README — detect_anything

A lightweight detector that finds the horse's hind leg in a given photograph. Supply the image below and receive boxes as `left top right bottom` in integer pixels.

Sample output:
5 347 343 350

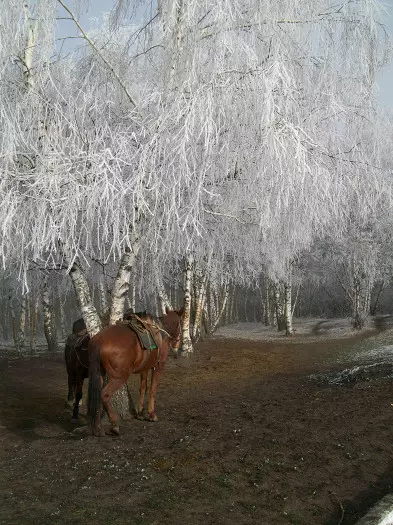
101 377 127 435
71 377 84 422
66 375 76 408
146 368 162 422
136 371 148 420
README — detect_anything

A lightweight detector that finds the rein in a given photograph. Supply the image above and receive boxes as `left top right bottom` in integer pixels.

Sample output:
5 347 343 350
134 315 172 339
74 347 88 369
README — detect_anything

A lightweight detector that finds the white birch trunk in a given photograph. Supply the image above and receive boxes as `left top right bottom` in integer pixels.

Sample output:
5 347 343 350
263 283 271 326
156 270 173 315
99 276 109 316
23 3 38 90
109 239 141 419
42 282 58 353
191 269 208 342
181 252 194 355
273 282 284 331
209 283 229 334
67 256 102 337
58 292 66 340
228 284 235 324
167 0 185 92
30 296 39 354
284 276 293 337
18 294 28 349
109 242 140 325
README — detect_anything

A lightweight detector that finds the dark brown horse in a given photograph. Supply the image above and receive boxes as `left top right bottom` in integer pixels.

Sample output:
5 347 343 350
87 308 184 437
64 330 89 422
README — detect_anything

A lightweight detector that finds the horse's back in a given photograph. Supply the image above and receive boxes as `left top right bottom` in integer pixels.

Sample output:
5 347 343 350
90 323 159 376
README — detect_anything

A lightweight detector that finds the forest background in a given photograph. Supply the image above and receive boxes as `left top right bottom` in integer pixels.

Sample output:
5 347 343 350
1 0 393 361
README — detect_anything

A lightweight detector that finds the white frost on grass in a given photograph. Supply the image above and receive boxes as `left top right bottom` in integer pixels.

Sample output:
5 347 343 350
213 317 363 342
213 317 393 386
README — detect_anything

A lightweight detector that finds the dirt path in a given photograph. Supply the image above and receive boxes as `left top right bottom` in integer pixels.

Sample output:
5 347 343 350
0 330 393 525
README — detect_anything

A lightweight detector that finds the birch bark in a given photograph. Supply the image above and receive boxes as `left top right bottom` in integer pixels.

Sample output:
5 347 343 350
156 270 173 316
283 268 294 336
109 241 141 325
18 294 28 349
208 283 229 334
67 256 102 337
191 268 208 342
30 296 39 354
42 281 58 353
181 252 194 354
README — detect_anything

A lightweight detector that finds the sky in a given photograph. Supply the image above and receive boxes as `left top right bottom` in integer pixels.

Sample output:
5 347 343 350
56 1 393 108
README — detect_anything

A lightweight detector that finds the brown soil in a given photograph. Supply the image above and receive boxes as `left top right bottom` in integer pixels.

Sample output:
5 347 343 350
0 331 393 525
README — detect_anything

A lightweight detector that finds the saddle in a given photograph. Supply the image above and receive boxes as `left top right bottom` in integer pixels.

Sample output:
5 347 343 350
116 314 160 351
70 312 160 353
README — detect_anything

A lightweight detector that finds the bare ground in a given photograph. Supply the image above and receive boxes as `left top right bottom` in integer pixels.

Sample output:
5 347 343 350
0 323 393 525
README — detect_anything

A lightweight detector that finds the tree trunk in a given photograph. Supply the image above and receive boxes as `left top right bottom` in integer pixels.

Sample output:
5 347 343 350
181 252 194 354
191 266 208 342
283 263 294 336
263 282 271 326
23 3 38 90
42 281 59 352
10 298 19 353
156 270 172 315
99 275 109 316
18 294 28 349
30 296 39 354
108 241 140 419
58 291 67 340
208 282 229 334
370 281 384 316
352 274 365 329
129 277 136 313
67 256 102 336
273 282 285 331
228 284 235 324
109 242 140 325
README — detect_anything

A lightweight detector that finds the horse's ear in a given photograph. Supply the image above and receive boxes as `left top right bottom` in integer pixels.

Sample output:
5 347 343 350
165 306 170 314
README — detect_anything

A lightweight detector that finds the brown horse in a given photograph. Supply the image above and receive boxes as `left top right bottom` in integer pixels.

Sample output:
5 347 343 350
64 310 146 422
87 308 184 437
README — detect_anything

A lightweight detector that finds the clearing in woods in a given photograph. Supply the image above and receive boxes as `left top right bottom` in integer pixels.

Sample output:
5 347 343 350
0 320 392 525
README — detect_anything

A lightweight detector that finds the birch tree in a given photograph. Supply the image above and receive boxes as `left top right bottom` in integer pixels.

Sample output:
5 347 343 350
0 0 391 347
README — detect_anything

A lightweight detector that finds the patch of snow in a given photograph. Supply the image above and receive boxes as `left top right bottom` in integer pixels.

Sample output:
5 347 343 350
213 317 365 342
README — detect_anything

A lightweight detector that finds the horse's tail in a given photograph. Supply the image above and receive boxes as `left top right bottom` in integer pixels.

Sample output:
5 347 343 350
87 341 102 430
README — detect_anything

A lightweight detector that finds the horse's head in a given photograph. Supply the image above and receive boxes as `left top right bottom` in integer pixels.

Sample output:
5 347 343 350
161 307 184 354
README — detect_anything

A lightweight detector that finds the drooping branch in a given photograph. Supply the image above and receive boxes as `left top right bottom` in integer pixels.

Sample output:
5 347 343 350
56 0 138 108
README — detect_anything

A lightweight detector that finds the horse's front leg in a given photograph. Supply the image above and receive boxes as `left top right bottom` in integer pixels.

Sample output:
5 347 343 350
71 377 84 422
136 370 148 420
146 363 165 422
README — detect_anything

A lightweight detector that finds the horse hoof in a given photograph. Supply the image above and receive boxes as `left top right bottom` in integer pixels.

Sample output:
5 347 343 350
145 412 158 422
110 425 120 436
70 417 78 424
135 412 144 421
92 427 106 437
